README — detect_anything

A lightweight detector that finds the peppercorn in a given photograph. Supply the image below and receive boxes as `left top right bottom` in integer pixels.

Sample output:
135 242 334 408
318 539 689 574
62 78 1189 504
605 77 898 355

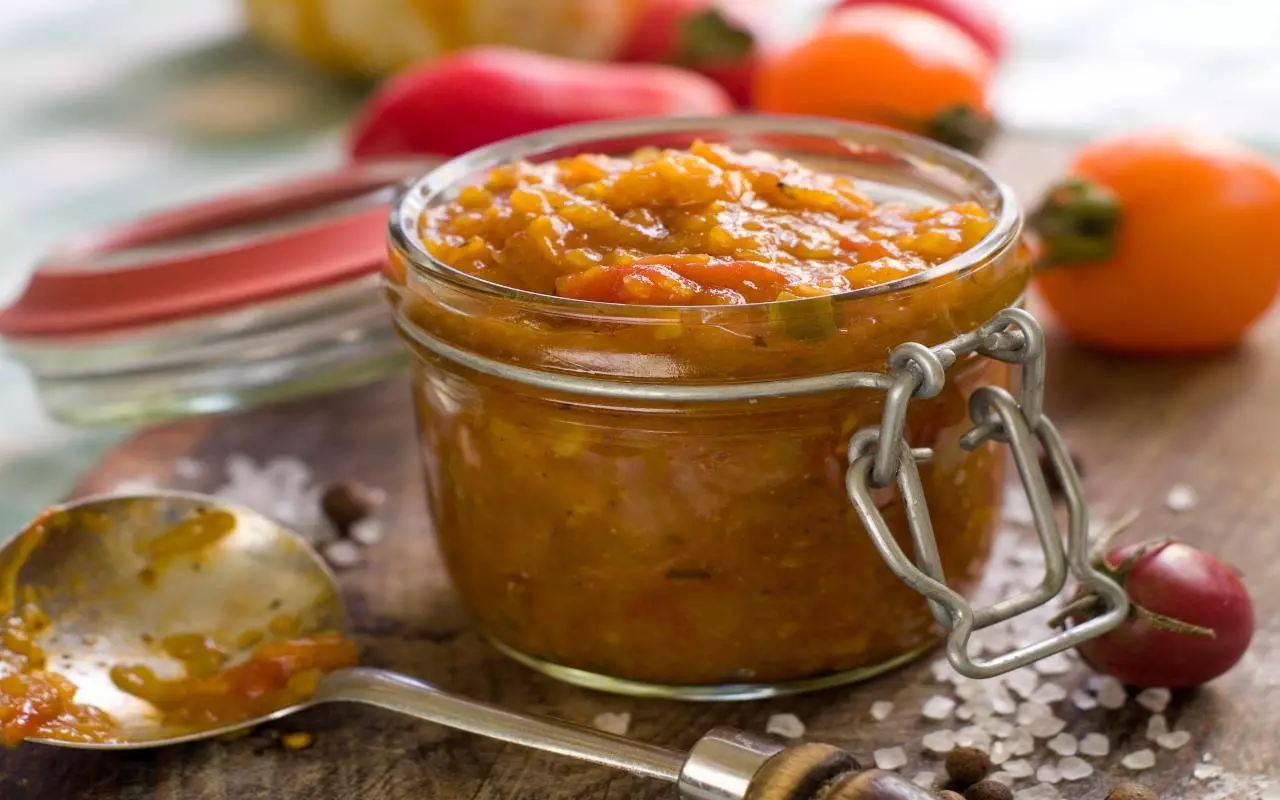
320 481 379 533
964 779 1013 800
945 746 992 787
1106 782 1158 800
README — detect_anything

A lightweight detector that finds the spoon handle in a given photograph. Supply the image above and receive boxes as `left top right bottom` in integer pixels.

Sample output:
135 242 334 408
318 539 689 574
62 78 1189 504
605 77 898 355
315 667 686 782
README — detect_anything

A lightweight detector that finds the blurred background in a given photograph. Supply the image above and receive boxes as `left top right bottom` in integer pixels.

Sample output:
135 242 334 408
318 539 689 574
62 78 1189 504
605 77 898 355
1 0 1278 531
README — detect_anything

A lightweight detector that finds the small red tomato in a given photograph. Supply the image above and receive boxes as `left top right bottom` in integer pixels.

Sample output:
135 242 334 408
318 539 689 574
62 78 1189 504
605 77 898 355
618 0 769 106
1076 541 1254 688
832 0 1006 61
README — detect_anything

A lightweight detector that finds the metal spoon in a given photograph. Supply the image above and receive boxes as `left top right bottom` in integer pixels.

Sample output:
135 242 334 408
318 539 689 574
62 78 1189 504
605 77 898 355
0 492 932 800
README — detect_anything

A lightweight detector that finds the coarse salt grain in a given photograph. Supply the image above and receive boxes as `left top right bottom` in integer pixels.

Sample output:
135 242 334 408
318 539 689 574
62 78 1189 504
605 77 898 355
1032 653 1073 676
1156 730 1192 751
956 725 992 750
1165 483 1198 512
321 539 363 569
975 628 1013 656
1047 733 1078 757
766 713 805 739
1070 690 1098 711
1057 757 1093 781
989 771 1014 786
1145 714 1168 741
1121 749 1157 771
1016 702 1050 725
992 690 1018 715
922 695 956 721
911 772 936 788
982 717 1014 739
1136 687 1172 713
1029 683 1067 705
1079 733 1109 757
1028 714 1067 739
348 517 384 545
1005 669 1039 699
873 746 908 771
990 741 1011 765
592 712 630 736
1016 785 1061 800
870 700 894 721
1008 729 1035 756
922 729 957 754
1194 763 1224 780
930 659 954 682
955 704 975 721
1035 764 1061 784
1094 676 1127 709
1004 759 1034 779
216 455 326 537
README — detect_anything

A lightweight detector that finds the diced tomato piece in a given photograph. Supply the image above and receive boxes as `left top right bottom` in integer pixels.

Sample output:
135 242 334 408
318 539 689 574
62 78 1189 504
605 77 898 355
557 256 790 304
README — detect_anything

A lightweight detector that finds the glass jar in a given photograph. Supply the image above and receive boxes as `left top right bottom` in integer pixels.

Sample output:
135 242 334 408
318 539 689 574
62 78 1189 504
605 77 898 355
386 117 1029 699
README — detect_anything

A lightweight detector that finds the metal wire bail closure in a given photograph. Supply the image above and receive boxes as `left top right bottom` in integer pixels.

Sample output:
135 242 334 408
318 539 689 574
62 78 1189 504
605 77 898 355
846 308 1130 679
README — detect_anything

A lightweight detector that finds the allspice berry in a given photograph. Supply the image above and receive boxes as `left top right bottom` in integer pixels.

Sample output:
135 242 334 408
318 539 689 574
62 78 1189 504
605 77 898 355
1106 782 1158 800
964 780 1013 800
321 481 378 532
945 746 993 787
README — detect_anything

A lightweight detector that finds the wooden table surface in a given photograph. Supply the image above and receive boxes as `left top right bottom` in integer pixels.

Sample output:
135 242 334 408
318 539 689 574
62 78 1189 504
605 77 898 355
2 139 1278 799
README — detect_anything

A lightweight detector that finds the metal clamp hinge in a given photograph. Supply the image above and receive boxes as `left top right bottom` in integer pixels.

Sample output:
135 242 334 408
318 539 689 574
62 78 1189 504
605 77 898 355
846 308 1130 679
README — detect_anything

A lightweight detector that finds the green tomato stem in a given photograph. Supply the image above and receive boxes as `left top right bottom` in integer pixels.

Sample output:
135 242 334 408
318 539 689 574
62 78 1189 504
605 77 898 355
1029 178 1122 267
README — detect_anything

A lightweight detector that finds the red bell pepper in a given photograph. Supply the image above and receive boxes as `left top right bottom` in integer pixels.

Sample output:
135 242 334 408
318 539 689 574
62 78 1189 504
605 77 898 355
348 46 734 160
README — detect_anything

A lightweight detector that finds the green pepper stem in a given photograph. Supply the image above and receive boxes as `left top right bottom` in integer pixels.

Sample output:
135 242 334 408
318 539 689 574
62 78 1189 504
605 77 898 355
1131 604 1216 637
922 105 998 156
677 8 755 64
1029 178 1122 267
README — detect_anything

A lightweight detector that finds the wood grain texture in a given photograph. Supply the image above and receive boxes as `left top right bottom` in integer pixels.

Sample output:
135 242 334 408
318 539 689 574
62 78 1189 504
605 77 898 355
2 138 1278 799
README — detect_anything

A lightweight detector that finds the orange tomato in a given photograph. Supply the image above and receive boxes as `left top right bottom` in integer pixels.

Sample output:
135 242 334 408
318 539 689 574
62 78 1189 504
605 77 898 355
753 5 994 153
1032 131 1280 355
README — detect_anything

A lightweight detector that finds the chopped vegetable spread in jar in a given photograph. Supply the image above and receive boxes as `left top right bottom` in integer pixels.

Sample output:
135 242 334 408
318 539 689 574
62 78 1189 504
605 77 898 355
393 128 1029 693
421 141 994 304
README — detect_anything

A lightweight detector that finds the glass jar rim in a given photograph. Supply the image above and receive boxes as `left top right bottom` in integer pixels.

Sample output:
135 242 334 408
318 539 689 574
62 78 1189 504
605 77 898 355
389 114 1021 318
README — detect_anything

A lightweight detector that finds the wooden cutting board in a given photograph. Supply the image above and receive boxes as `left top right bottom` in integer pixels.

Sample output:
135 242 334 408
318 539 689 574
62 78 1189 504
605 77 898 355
2 139 1278 799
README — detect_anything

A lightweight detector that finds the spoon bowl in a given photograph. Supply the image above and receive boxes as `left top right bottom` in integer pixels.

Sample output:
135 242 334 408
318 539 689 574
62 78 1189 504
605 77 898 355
0 491 346 748
0 491 938 800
